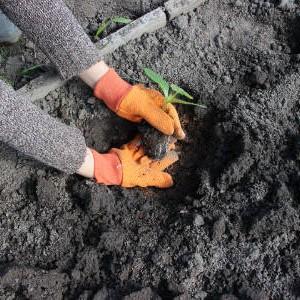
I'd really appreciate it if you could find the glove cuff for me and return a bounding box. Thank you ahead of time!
[91,150,123,185]
[93,68,132,111]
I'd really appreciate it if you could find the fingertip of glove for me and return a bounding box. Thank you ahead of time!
[176,129,186,140]
[159,116,176,136]
[167,150,179,162]
[159,173,174,189]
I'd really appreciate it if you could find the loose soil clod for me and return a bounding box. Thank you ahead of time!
[138,122,173,160]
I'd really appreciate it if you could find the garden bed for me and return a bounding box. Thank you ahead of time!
[1,0,300,299]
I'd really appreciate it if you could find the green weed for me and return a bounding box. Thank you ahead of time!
[95,16,132,38]
[19,64,44,78]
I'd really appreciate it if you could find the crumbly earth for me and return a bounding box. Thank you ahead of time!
[138,123,172,160]
[1,0,300,299]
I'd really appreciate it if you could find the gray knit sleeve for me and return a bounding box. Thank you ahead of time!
[0,0,102,80]
[0,80,87,173]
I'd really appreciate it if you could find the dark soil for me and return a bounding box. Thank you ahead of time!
[138,123,172,160]
[1,0,300,299]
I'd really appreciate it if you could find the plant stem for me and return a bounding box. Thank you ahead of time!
[166,92,178,103]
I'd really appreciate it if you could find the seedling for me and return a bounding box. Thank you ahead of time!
[95,16,132,38]
[141,68,206,159]
[144,68,207,109]
[19,64,44,78]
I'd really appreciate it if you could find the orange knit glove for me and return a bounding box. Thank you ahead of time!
[94,69,185,139]
[92,137,179,188]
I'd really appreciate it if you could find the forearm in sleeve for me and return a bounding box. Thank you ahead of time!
[0,80,87,173]
[0,0,102,80]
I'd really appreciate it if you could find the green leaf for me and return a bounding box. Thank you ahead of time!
[95,17,132,38]
[19,64,44,76]
[144,68,170,98]
[111,17,132,25]
[170,84,193,100]
[95,18,111,38]
[170,98,207,108]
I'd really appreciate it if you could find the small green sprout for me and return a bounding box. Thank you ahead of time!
[144,68,206,108]
[19,64,44,78]
[95,16,132,38]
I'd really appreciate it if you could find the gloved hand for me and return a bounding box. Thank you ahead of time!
[94,69,185,140]
[91,137,179,188]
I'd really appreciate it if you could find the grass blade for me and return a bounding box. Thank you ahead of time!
[20,64,44,76]
[144,68,169,98]
[170,98,207,108]
[95,18,111,38]
[111,17,132,25]
[170,84,193,100]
